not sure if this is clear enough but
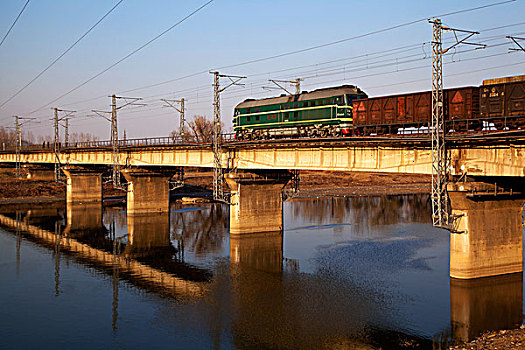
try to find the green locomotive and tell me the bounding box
[233,85,367,140]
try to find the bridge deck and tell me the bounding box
[1,131,525,177]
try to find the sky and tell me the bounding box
[0,0,524,141]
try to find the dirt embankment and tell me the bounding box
[0,170,430,203]
[450,327,525,349]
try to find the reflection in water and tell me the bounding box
[125,213,171,257]
[170,204,228,259]
[450,273,523,343]
[229,230,386,349]
[291,195,430,227]
[230,231,283,274]
[0,194,523,349]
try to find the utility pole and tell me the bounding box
[265,78,302,95]
[93,95,144,188]
[15,116,21,177]
[52,108,75,182]
[507,36,525,52]
[64,118,69,147]
[111,94,119,187]
[13,115,36,178]
[429,19,484,228]
[161,98,185,141]
[210,71,246,202]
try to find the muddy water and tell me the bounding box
[0,194,522,349]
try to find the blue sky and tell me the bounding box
[0,0,524,140]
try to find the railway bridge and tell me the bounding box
[1,131,525,280]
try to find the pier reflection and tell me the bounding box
[125,213,171,257]
[228,229,379,349]
[65,202,103,234]
[230,231,283,273]
[450,273,523,343]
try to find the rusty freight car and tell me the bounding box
[352,87,480,134]
[480,75,525,129]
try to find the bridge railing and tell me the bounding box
[0,133,237,151]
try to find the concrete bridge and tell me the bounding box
[1,132,525,280]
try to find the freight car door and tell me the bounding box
[383,97,396,124]
[507,82,525,116]
[397,96,407,123]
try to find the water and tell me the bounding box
[0,194,521,349]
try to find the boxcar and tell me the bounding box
[480,76,525,129]
[352,86,480,134]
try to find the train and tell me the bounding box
[232,75,525,139]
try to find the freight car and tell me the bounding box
[233,85,367,140]
[480,76,525,129]
[352,86,480,135]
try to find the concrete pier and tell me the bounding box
[448,184,524,279]
[62,166,103,204]
[122,167,173,215]
[450,273,523,342]
[226,170,291,235]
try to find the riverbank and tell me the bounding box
[0,170,430,204]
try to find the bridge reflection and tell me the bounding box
[0,206,212,298]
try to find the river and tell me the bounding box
[0,194,522,349]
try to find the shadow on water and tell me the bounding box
[0,194,523,349]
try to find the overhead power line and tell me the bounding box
[25,0,215,117]
[0,0,124,110]
[213,0,516,71]
[42,0,520,110]
[0,0,31,48]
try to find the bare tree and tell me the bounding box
[188,115,215,143]
[170,125,194,142]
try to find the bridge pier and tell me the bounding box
[122,167,173,215]
[448,182,524,279]
[62,166,103,204]
[225,170,291,235]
